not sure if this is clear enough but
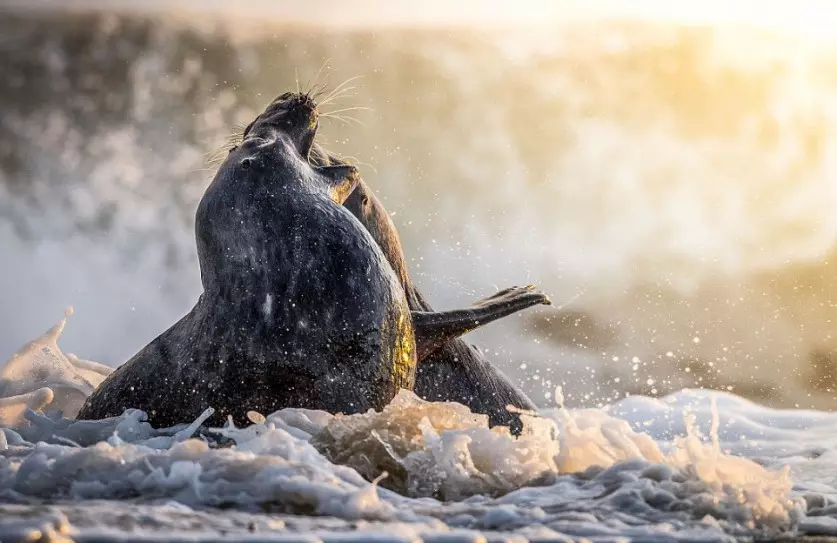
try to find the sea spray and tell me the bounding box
[0,309,815,540]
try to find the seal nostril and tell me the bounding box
[241,158,251,170]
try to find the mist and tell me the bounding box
[2,7,837,409]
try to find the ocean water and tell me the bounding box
[5,3,837,542]
[2,310,837,542]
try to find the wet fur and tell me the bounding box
[79,95,416,427]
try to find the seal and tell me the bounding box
[309,145,548,432]
[77,92,417,427]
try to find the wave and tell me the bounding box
[1,310,825,541]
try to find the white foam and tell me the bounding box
[0,308,111,426]
[0,311,832,541]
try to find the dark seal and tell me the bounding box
[309,145,548,432]
[78,92,417,427]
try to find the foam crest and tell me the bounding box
[312,390,560,500]
[0,309,112,425]
[666,411,797,529]
[0,310,817,540]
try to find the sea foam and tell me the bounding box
[0,310,830,542]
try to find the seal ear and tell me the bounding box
[315,164,360,204]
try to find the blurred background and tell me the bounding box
[3,1,837,409]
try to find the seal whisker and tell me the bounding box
[319,83,356,99]
[339,115,367,127]
[318,87,358,107]
[204,151,223,166]
[319,92,357,109]
[204,125,247,169]
[321,75,364,105]
[305,62,331,94]
[305,58,332,96]
[310,83,331,101]
[323,76,362,100]
[189,166,223,175]
[322,106,372,115]
[320,113,367,128]
[205,146,231,167]
[328,112,367,126]
[319,114,353,126]
[318,84,355,105]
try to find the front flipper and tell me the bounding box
[314,164,360,204]
[412,285,551,361]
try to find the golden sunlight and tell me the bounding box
[22,0,837,37]
[302,0,837,37]
[587,0,836,37]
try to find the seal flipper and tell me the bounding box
[314,164,359,204]
[412,285,551,360]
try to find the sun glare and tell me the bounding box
[597,0,837,37]
[433,0,837,39]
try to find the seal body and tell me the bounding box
[324,147,543,432]
[78,93,416,427]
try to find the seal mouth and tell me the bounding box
[286,94,319,159]
[244,92,320,159]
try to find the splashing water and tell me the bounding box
[0,308,111,426]
[1,311,834,541]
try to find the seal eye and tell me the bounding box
[362,196,370,207]
[241,158,252,170]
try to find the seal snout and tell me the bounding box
[281,93,319,157]
[242,92,321,158]
[292,92,317,111]
[288,94,319,129]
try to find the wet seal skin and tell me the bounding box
[78,92,418,427]
[310,144,550,433]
